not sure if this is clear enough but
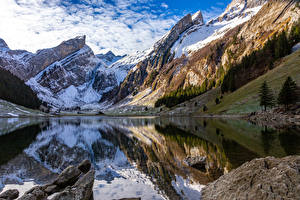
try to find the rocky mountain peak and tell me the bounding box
[0,38,9,50]
[192,11,204,25]
[96,50,125,66]
[154,14,193,54]
[219,0,267,21]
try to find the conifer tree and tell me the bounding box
[278,76,298,110]
[259,81,275,111]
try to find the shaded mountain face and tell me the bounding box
[102,0,299,108]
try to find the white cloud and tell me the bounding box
[0,0,178,55]
[161,3,168,9]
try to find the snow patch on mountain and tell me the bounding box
[171,5,263,58]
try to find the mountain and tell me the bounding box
[0,36,126,110]
[102,0,300,110]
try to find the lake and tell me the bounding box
[0,116,300,200]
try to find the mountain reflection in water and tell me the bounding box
[0,116,300,200]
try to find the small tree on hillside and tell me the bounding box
[278,76,298,110]
[259,81,275,111]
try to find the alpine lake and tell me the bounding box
[0,116,299,200]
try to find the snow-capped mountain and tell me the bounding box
[0,36,128,110]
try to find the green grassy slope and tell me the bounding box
[203,50,300,114]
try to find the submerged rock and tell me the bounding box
[201,156,300,200]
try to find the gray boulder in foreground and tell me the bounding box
[201,156,300,200]
[13,160,94,200]
[50,170,95,200]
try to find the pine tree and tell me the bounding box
[259,81,275,111]
[278,76,298,110]
[275,31,290,59]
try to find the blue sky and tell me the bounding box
[0,0,231,55]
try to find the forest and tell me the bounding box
[0,68,41,109]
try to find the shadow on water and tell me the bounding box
[0,125,42,165]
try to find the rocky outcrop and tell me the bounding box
[201,156,300,200]
[3,160,95,200]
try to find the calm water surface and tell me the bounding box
[0,116,300,200]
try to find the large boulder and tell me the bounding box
[201,156,300,200]
[17,160,94,200]
[50,170,95,200]
[53,165,81,187]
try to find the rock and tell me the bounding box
[184,156,206,171]
[201,156,300,200]
[44,184,59,194]
[0,189,19,200]
[18,160,95,200]
[19,186,47,200]
[0,38,9,50]
[192,11,204,25]
[78,160,91,174]
[53,165,81,187]
[51,170,95,200]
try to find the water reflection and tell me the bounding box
[0,117,300,200]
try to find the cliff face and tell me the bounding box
[0,36,126,109]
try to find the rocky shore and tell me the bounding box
[247,107,300,128]
[201,156,300,200]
